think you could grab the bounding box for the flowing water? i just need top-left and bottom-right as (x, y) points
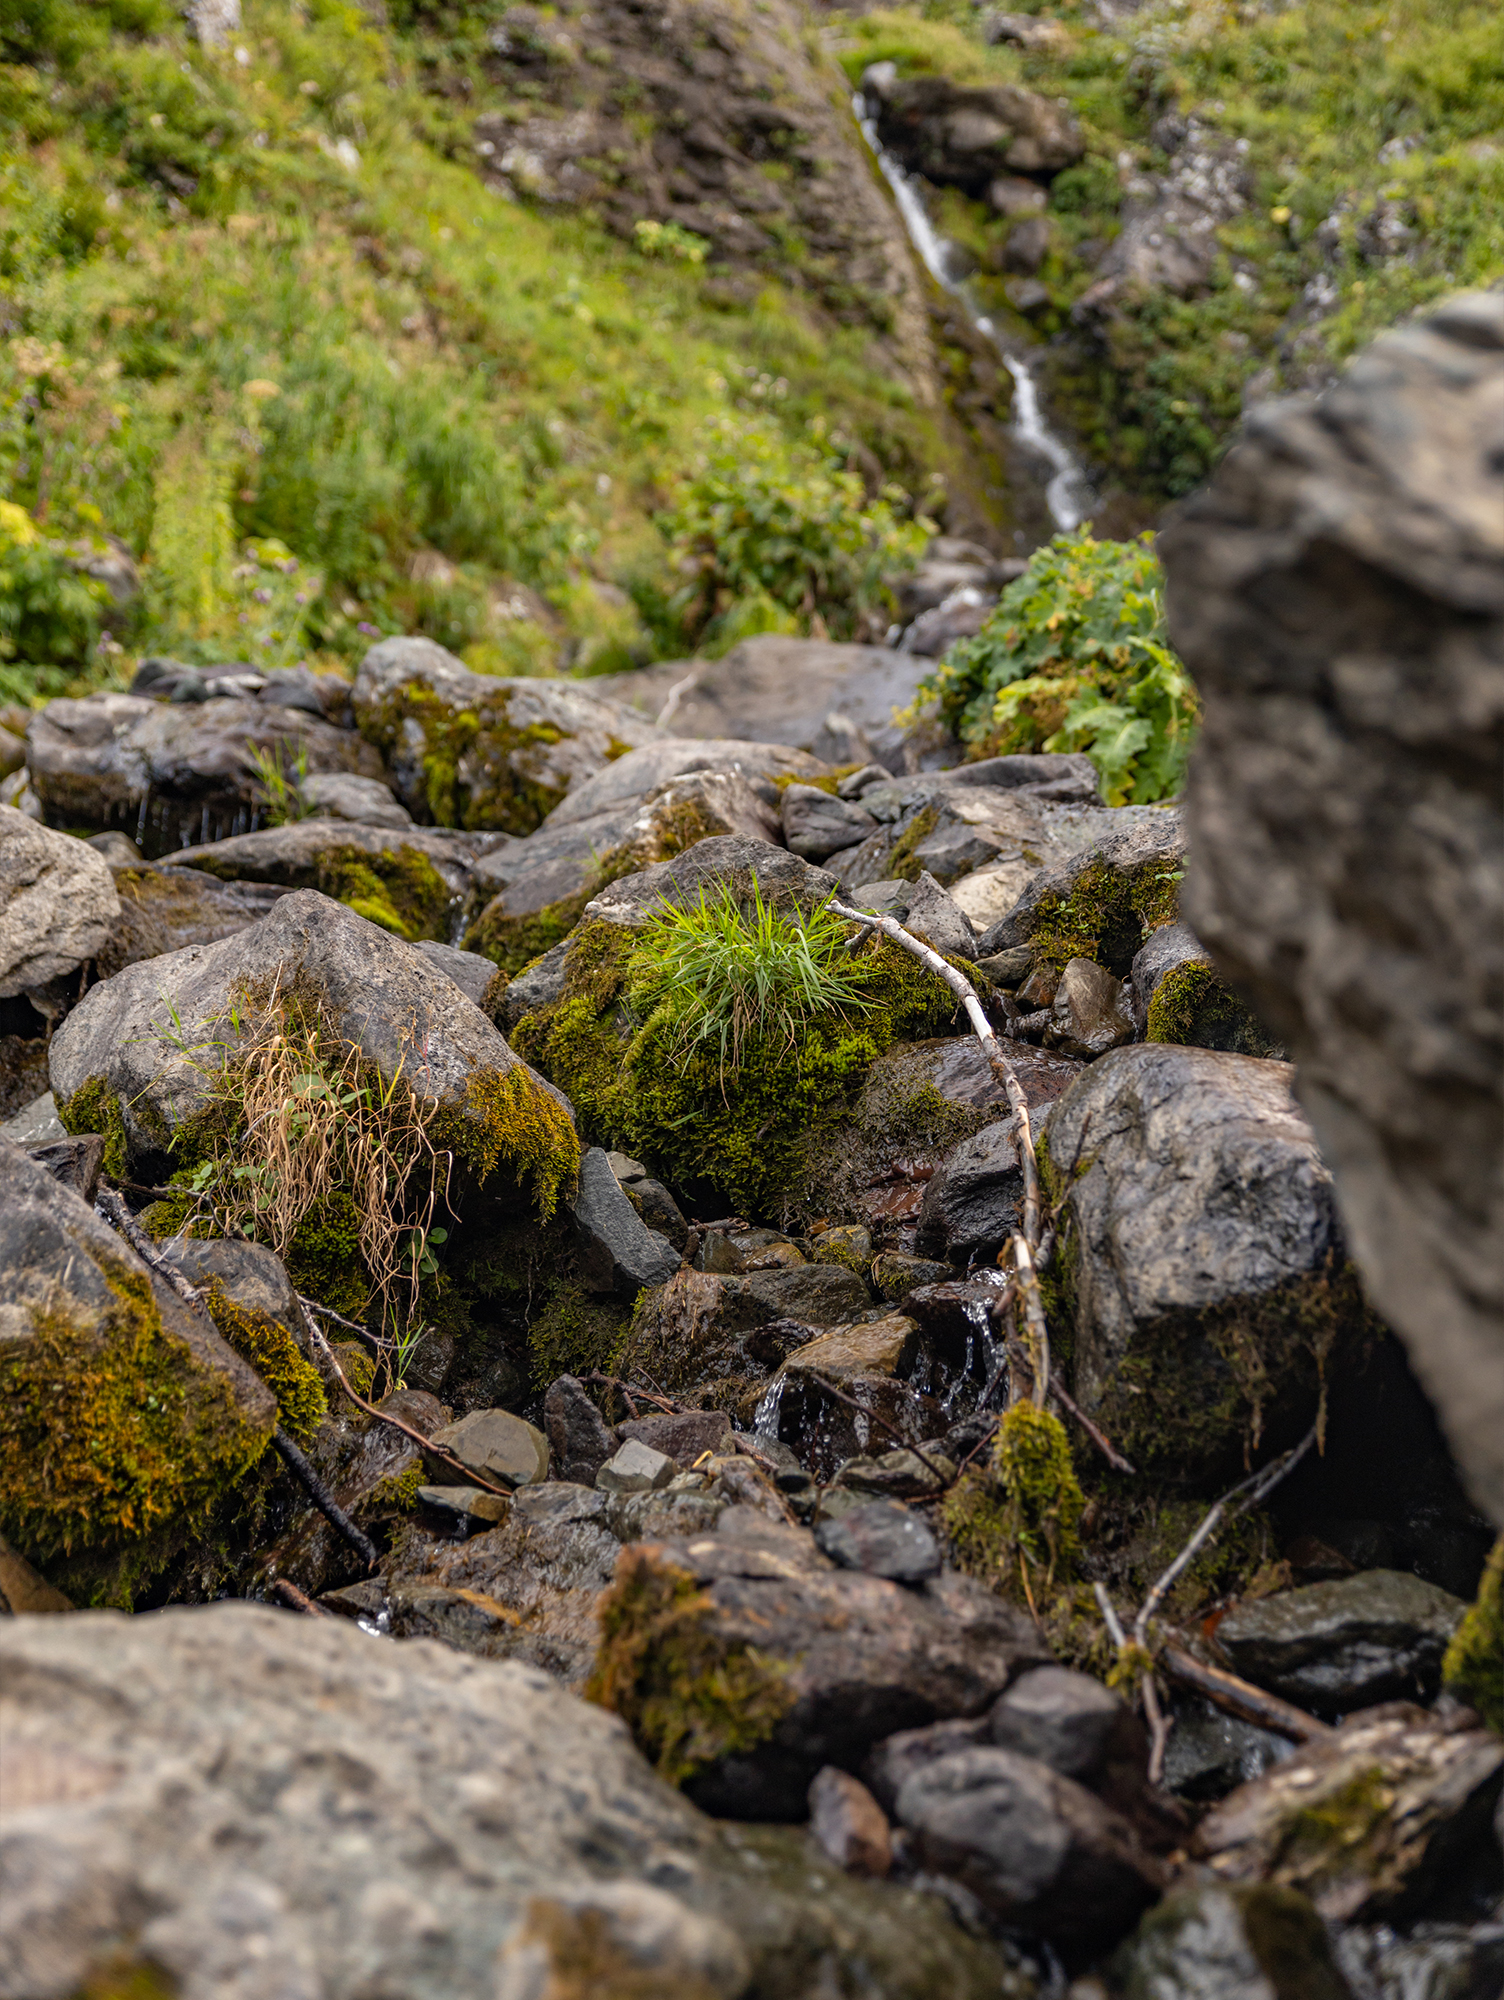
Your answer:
(854, 94), (1096, 535)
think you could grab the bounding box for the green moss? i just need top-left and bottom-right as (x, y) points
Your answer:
(365, 1461), (424, 1514)
(332, 1341), (376, 1398)
(528, 1280), (632, 1392)
(311, 843), (451, 942)
(585, 1546), (794, 1787)
(1284, 1764), (1394, 1877)
(1147, 959), (1280, 1057)
(1027, 852), (1183, 978)
(284, 1191), (372, 1320)
(1120, 1885), (1352, 2000)
(56, 1075), (128, 1181)
(426, 1062), (579, 1220)
(467, 882), (597, 976)
(367, 682), (573, 834)
(0, 1256), (273, 1565)
(70, 1953), (180, 2000)
(1443, 1534), (1503, 1734)
(885, 803), (940, 884)
(202, 1278), (327, 1443)
(944, 1403), (1084, 1595)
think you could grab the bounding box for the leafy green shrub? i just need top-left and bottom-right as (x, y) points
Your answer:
(920, 530), (1198, 805)
(633, 219), (710, 265)
(0, 498), (108, 667)
(660, 418), (930, 651)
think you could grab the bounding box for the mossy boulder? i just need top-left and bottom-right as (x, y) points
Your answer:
(1130, 920), (1280, 1058)
(0, 1138), (276, 1568)
(351, 635), (661, 834)
(1040, 1043), (1372, 1487)
(50, 890), (578, 1217)
(979, 809), (1185, 976)
(1111, 1883), (1353, 2000)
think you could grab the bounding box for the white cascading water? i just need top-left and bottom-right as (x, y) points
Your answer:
(854, 94), (1096, 534)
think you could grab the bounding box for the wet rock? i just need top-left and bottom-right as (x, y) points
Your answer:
(597, 1438), (677, 1494)
(1214, 1570), (1469, 1716)
(1335, 1917), (1504, 2000)
(868, 73), (1085, 186)
(1110, 1883), (1352, 2000)
(617, 1408), (731, 1468)
(1043, 957), (1136, 1059)
(571, 1146), (680, 1294)
(598, 1505), (1050, 1818)
(1160, 294), (1504, 1526)
(979, 808), (1185, 972)
(785, 1314), (920, 1384)
(916, 1119), (1021, 1262)
(590, 635), (935, 755)
(809, 1766), (893, 1877)
(1129, 920), (1277, 1056)
(158, 1238), (313, 1355)
(351, 634), (661, 833)
(49, 890), (574, 1196)
(986, 1666), (1144, 1789)
(1161, 1699), (1294, 1803)
(26, 691), (384, 855)
(0, 1600), (1027, 1996)
(893, 1746), (1163, 1961)
(1195, 1703), (1504, 1921)
(414, 1483), (509, 1526)
(835, 1447), (958, 1501)
(903, 870), (979, 962)
(26, 1134), (105, 1206)
(412, 938), (504, 1015)
(872, 1252), (951, 1303)
(1041, 1044), (1360, 1483)
(0, 807), (119, 1001)
(429, 1408), (550, 1489)
(543, 1375), (616, 1486)
(0, 1138), (276, 1566)
(161, 819), (484, 939)
(300, 771), (412, 828)
(781, 783), (879, 862)
(814, 1499), (941, 1584)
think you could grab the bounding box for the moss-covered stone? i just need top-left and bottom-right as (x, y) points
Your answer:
(202, 1278), (327, 1443)
(1443, 1534), (1503, 1734)
(528, 1280), (633, 1392)
(310, 843), (451, 942)
(371, 680), (573, 833)
(55, 1075), (129, 1181)
(0, 1258), (273, 1565)
(886, 803), (940, 883)
(585, 1546), (794, 1787)
(1027, 852), (1183, 978)
(944, 1402), (1084, 1598)
(426, 1062), (579, 1221)
(1146, 960), (1281, 1057)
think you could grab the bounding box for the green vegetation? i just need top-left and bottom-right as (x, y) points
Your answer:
(1443, 1533), (1503, 1733)
(921, 531), (1196, 803)
(944, 1402), (1085, 1596)
(202, 1275), (327, 1442)
(840, 0), (1504, 498)
(0, 0), (953, 699)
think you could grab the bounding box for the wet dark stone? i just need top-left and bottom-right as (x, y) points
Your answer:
(813, 1499), (941, 1584)
(616, 1408), (731, 1468)
(543, 1374), (616, 1487)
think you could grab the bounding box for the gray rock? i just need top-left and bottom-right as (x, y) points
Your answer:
(86, 829), (144, 867)
(814, 1499), (941, 1583)
(979, 808), (1186, 968)
(617, 1408), (731, 1468)
(542, 735), (826, 830)
(915, 1119), (1020, 1262)
(160, 817), (484, 922)
(158, 1237), (313, 1355)
(1043, 956), (1135, 1059)
(597, 1437), (677, 1494)
(429, 1407), (551, 1488)
(0, 807), (120, 999)
(542, 1375), (617, 1486)
(977, 945), (1033, 987)
(624, 1175), (690, 1253)
(808, 1765), (893, 1877)
(0, 1090), (62, 1145)
(1042, 1044), (1360, 1482)
(1195, 1702), (1504, 1922)
(413, 938), (504, 1015)
(1214, 1570), (1469, 1716)
(1111, 1883), (1352, 2000)
(781, 782), (880, 862)
(901, 590), (996, 659)
(863, 1716), (990, 1814)
(986, 1666), (1142, 1788)
(497, 937), (570, 1027)
(1336, 1918), (1504, 2000)
(870, 74), (1084, 186)
(893, 1746), (1163, 1959)
(1160, 293), (1504, 1525)
(1161, 1700), (1293, 1803)
(572, 1146), (681, 1293)
(588, 636), (937, 754)
(26, 691), (384, 854)
(0, 1601), (1021, 1997)
(0, 1139), (276, 1562)
(49, 890), (573, 1191)
(300, 771), (413, 828)
(814, 716), (878, 767)
(24, 1134), (105, 1206)
(903, 870), (978, 962)
(1129, 921), (1277, 1054)
(351, 635), (661, 833)
(415, 1482), (510, 1525)
(582, 833), (838, 931)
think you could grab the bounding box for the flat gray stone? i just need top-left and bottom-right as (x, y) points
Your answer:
(428, 1407), (551, 1489)
(813, 1499), (941, 1584)
(596, 1438), (677, 1494)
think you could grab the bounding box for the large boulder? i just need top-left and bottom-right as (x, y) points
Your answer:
(0, 807), (119, 1003)
(26, 691), (383, 856)
(867, 72), (1085, 187)
(977, 807), (1185, 972)
(1040, 1044), (1366, 1483)
(1159, 293), (1504, 1523)
(48, 889), (576, 1204)
(0, 1140), (276, 1571)
(351, 635), (662, 833)
(0, 1601), (1021, 1999)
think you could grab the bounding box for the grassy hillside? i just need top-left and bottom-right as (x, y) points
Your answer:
(0, 0), (953, 695)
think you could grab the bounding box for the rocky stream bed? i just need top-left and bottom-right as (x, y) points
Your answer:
(0, 298), (1499, 2000)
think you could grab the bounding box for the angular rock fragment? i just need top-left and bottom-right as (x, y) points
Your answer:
(1042, 956), (1135, 1059)
(0, 806), (120, 1001)
(979, 809), (1185, 972)
(986, 1666), (1144, 1788)
(429, 1408), (550, 1489)
(543, 1374), (617, 1487)
(814, 1499), (941, 1584)
(902, 870), (978, 962)
(616, 1409), (730, 1468)
(1130, 919), (1276, 1055)
(808, 1766), (892, 1877)
(570, 1147), (680, 1294)
(916, 1119), (1021, 1262)
(1110, 1883), (1353, 2000)
(300, 771), (412, 828)
(597, 1439), (677, 1494)
(781, 783), (879, 862)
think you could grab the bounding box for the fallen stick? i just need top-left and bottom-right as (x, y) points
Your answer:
(1161, 1644), (1331, 1744)
(269, 1577), (332, 1619)
(272, 1429), (380, 1572)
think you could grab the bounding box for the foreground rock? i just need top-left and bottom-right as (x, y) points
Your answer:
(351, 635), (661, 833)
(0, 805), (119, 1006)
(1161, 292), (1504, 1524)
(1110, 1883), (1353, 2000)
(0, 1602), (1019, 1998)
(1042, 1045), (1365, 1482)
(0, 1140), (275, 1568)
(1214, 1570), (1468, 1715)
(49, 890), (576, 1203)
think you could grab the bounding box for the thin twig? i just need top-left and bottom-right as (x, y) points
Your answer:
(96, 1189), (206, 1311)
(269, 1577), (332, 1618)
(1093, 1581), (1128, 1650)
(800, 1369), (952, 1489)
(1047, 1377), (1137, 1476)
(579, 1370), (681, 1417)
(1142, 1673), (1172, 1787)
(1161, 1644), (1331, 1744)
(272, 1429), (380, 1571)
(1012, 1232), (1049, 1408)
